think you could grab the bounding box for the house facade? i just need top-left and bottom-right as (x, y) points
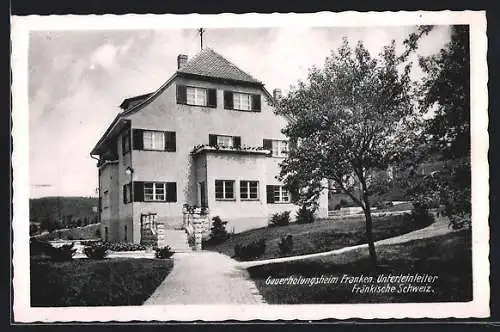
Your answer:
(90, 48), (329, 245)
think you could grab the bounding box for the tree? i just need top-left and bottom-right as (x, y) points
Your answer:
(274, 38), (419, 268)
(408, 26), (471, 227)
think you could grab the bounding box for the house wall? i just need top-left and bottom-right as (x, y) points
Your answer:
(125, 77), (295, 239)
(117, 131), (134, 242)
(99, 163), (120, 241)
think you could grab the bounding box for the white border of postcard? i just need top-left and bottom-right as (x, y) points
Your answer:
(11, 10), (489, 322)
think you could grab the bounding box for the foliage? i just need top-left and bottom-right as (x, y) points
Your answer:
(269, 211), (291, 227)
(409, 204), (436, 228)
(155, 246), (175, 259)
(274, 37), (422, 267)
(83, 244), (108, 260)
(295, 205), (315, 224)
(278, 235), (294, 256)
(30, 224), (39, 236)
(234, 239), (266, 261)
(182, 203), (208, 215)
(207, 216), (229, 245)
(103, 242), (146, 252)
(44, 243), (77, 262)
(30, 238), (53, 256)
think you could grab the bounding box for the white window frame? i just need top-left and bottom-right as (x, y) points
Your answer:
(143, 131), (165, 151)
(274, 186), (290, 203)
(186, 86), (208, 106)
(240, 180), (259, 200)
(271, 140), (289, 157)
(144, 182), (166, 202)
(215, 180), (235, 200)
(216, 135), (234, 148)
(233, 92), (252, 111)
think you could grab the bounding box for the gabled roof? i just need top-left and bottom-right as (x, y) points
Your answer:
(177, 48), (262, 85)
(119, 93), (153, 110)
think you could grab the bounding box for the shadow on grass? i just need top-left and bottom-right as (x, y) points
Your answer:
(247, 230), (472, 304)
(30, 257), (173, 307)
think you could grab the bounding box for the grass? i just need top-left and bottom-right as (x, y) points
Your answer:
(30, 257), (173, 306)
(204, 213), (432, 261)
(247, 230), (472, 304)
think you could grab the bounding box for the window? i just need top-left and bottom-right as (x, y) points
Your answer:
(187, 87), (207, 106)
(224, 91), (261, 111)
(266, 185), (291, 203)
(177, 85), (216, 107)
(143, 131), (165, 151)
(217, 135), (234, 147)
(263, 139), (289, 157)
(144, 182), (166, 201)
(240, 181), (259, 200)
(233, 93), (252, 111)
(215, 180), (235, 200)
(209, 134), (241, 148)
(122, 131), (130, 154)
(132, 129), (175, 152)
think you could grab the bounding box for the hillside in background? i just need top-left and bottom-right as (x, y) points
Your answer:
(30, 196), (99, 232)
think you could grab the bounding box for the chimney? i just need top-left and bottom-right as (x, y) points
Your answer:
(273, 88), (282, 100)
(177, 54), (188, 69)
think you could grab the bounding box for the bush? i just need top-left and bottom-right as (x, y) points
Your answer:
(296, 205), (315, 224)
(278, 235), (294, 256)
(103, 242), (146, 252)
(45, 243), (77, 262)
(155, 246), (175, 259)
(410, 204), (435, 228)
(30, 238), (53, 256)
(83, 244), (108, 260)
(208, 216), (229, 245)
(269, 211), (291, 227)
(234, 239), (266, 260)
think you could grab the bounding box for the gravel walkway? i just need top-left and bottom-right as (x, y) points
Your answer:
(143, 251), (266, 305)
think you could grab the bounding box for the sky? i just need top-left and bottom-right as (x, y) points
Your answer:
(28, 25), (451, 198)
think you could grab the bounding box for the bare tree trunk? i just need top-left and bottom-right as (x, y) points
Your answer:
(360, 178), (378, 269)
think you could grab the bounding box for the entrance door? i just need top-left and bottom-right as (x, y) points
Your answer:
(199, 181), (207, 207)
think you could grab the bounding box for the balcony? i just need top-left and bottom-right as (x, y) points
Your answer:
(190, 144), (270, 156)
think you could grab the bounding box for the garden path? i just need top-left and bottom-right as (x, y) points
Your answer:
(143, 250), (266, 305)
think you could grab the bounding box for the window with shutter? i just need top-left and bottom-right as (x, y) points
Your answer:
(166, 182), (177, 202)
(207, 89), (217, 108)
(176, 84), (187, 104)
(133, 129), (144, 150)
(133, 181), (144, 202)
(165, 131), (176, 152)
(251, 94), (261, 111)
(266, 185), (275, 203)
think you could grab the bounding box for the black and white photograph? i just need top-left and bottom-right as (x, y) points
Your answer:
(11, 11), (489, 321)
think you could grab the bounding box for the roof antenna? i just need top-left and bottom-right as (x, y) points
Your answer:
(198, 28), (205, 50)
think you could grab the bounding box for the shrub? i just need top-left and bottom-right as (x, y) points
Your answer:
(278, 235), (294, 256)
(269, 211), (291, 227)
(207, 216), (229, 245)
(234, 239), (266, 261)
(296, 205), (315, 224)
(410, 204), (435, 228)
(83, 244), (108, 260)
(45, 243), (77, 262)
(155, 246), (175, 259)
(103, 242), (146, 252)
(30, 238), (53, 256)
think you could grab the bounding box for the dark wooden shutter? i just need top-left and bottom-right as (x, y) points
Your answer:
(166, 182), (177, 202)
(207, 89), (217, 108)
(251, 94), (261, 111)
(165, 131), (176, 152)
(122, 184), (127, 204)
(209, 134), (217, 146)
(224, 91), (233, 109)
(133, 181), (144, 202)
(266, 185), (275, 204)
(233, 136), (241, 148)
(132, 129), (143, 150)
(263, 139), (272, 157)
(176, 84), (187, 104)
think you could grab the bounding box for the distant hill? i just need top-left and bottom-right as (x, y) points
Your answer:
(30, 196), (99, 227)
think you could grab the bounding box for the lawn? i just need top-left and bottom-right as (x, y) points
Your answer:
(30, 257), (173, 306)
(247, 230), (472, 304)
(204, 213), (432, 261)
